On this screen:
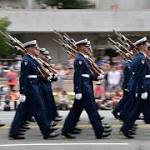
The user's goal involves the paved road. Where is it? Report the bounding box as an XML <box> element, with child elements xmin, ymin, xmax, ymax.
<box><xmin>0</xmin><ymin>111</ymin><xmax>150</xmax><ymax>150</ymax></box>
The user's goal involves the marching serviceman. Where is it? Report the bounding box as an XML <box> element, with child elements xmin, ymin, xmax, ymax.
<box><xmin>112</xmin><ymin>52</ymin><xmax>133</xmax><ymax>121</ymax></box>
<box><xmin>9</xmin><ymin>40</ymin><xmax>59</xmax><ymax>139</ymax></box>
<box><xmin>39</xmin><ymin>48</ymin><xmax>62</xmax><ymax>124</ymax></box>
<box><xmin>121</xmin><ymin>37</ymin><xmax>150</xmax><ymax>138</ymax></box>
<box><xmin>62</xmin><ymin>39</ymin><xmax>112</xmax><ymax>139</ymax></box>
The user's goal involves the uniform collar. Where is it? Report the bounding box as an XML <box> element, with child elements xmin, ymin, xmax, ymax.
<box><xmin>79</xmin><ymin>52</ymin><xmax>89</xmax><ymax>59</ymax></box>
<box><xmin>28</xmin><ymin>54</ymin><xmax>37</xmax><ymax>60</ymax></box>
<box><xmin>141</xmin><ymin>52</ymin><xmax>147</xmax><ymax>58</ymax></box>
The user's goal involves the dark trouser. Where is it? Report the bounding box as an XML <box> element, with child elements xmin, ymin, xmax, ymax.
<box><xmin>122</xmin><ymin>96</ymin><xmax>150</xmax><ymax>132</ymax></box>
<box><xmin>114</xmin><ymin>91</ymin><xmax>129</xmax><ymax>114</ymax></box>
<box><xmin>10</xmin><ymin>83</ymin><xmax>51</xmax><ymax>139</ymax></box>
<box><xmin>62</xmin><ymin>92</ymin><xmax>104</xmax><ymax>138</ymax></box>
<box><xmin>40</xmin><ymin>82</ymin><xmax>56</xmax><ymax>123</ymax></box>
<box><xmin>9</xmin><ymin>101</ymin><xmax>29</xmax><ymax>136</ymax></box>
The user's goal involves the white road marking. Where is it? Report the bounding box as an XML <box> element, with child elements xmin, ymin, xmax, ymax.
<box><xmin>0</xmin><ymin>143</ymin><xmax>129</xmax><ymax>147</ymax></box>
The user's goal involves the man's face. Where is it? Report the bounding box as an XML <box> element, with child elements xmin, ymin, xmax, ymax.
<box><xmin>80</xmin><ymin>45</ymin><xmax>92</xmax><ymax>56</ymax></box>
<box><xmin>27</xmin><ymin>47</ymin><xmax>39</xmax><ymax>56</ymax></box>
<box><xmin>138</xmin><ymin>43</ymin><xmax>148</xmax><ymax>52</ymax></box>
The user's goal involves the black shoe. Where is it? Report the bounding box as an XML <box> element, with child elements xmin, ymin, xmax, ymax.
<box><xmin>112</xmin><ymin>110</ymin><xmax>119</xmax><ymax>119</ymax></box>
<box><xmin>9</xmin><ymin>135</ymin><xmax>25</xmax><ymax>140</ymax></box>
<box><xmin>44</xmin><ymin>132</ymin><xmax>60</xmax><ymax>139</ymax></box>
<box><xmin>61</xmin><ymin>132</ymin><xmax>76</xmax><ymax>139</ymax></box>
<box><xmin>104</xmin><ymin>128</ymin><xmax>112</xmax><ymax>133</ymax></box>
<box><xmin>128</xmin><ymin>129</ymin><xmax>136</xmax><ymax>135</ymax></box>
<box><xmin>51</xmin><ymin>127</ymin><xmax>59</xmax><ymax>132</ymax></box>
<box><xmin>19</xmin><ymin>129</ymin><xmax>26</xmax><ymax>132</ymax></box>
<box><xmin>103</xmin><ymin>123</ymin><xmax>111</xmax><ymax>129</ymax></box>
<box><xmin>73</xmin><ymin>127</ymin><xmax>82</xmax><ymax>132</ymax></box>
<box><xmin>100</xmin><ymin>116</ymin><xmax>105</xmax><ymax>120</ymax></box>
<box><xmin>22</xmin><ymin>126</ymin><xmax>30</xmax><ymax>130</ymax></box>
<box><xmin>69</xmin><ymin>130</ymin><xmax>81</xmax><ymax>134</ymax></box>
<box><xmin>51</xmin><ymin>121</ymin><xmax>58</xmax><ymax>127</ymax></box>
<box><xmin>120</xmin><ymin>128</ymin><xmax>134</xmax><ymax>139</ymax></box>
<box><xmin>54</xmin><ymin>117</ymin><xmax>63</xmax><ymax>122</ymax></box>
<box><xmin>17</xmin><ymin>133</ymin><xmax>25</xmax><ymax>136</ymax></box>
<box><xmin>132</xmin><ymin>124</ymin><xmax>138</xmax><ymax>129</ymax></box>
<box><xmin>130</xmin><ymin>127</ymin><xmax>136</xmax><ymax>132</ymax></box>
<box><xmin>57</xmin><ymin>115</ymin><xmax>63</xmax><ymax>119</ymax></box>
<box><xmin>97</xmin><ymin>132</ymin><xmax>111</xmax><ymax>139</ymax></box>
<box><xmin>0</xmin><ymin>123</ymin><xmax>5</xmax><ymax>127</ymax></box>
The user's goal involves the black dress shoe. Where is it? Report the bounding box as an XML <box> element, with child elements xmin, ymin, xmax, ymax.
<box><xmin>128</xmin><ymin>129</ymin><xmax>136</xmax><ymax>135</ymax></box>
<box><xmin>22</xmin><ymin>126</ymin><xmax>30</xmax><ymax>130</ymax></box>
<box><xmin>104</xmin><ymin>128</ymin><xmax>112</xmax><ymax>133</ymax></box>
<box><xmin>112</xmin><ymin>110</ymin><xmax>119</xmax><ymax>119</ymax></box>
<box><xmin>73</xmin><ymin>127</ymin><xmax>82</xmax><ymax>132</ymax></box>
<box><xmin>51</xmin><ymin>121</ymin><xmax>58</xmax><ymax>127</ymax></box>
<box><xmin>44</xmin><ymin>132</ymin><xmax>60</xmax><ymax>139</ymax></box>
<box><xmin>51</xmin><ymin>127</ymin><xmax>59</xmax><ymax>132</ymax></box>
<box><xmin>0</xmin><ymin>124</ymin><xmax>5</xmax><ymax>127</ymax></box>
<box><xmin>97</xmin><ymin>132</ymin><xmax>111</xmax><ymax>139</ymax></box>
<box><xmin>103</xmin><ymin>123</ymin><xmax>112</xmax><ymax>129</ymax></box>
<box><xmin>100</xmin><ymin>116</ymin><xmax>105</xmax><ymax>120</ymax></box>
<box><xmin>54</xmin><ymin>117</ymin><xmax>63</xmax><ymax>122</ymax></box>
<box><xmin>17</xmin><ymin>133</ymin><xmax>25</xmax><ymax>136</ymax></box>
<box><xmin>9</xmin><ymin>135</ymin><xmax>25</xmax><ymax>140</ymax></box>
<box><xmin>120</xmin><ymin>128</ymin><xmax>134</xmax><ymax>139</ymax></box>
<box><xmin>19</xmin><ymin>128</ymin><xmax>27</xmax><ymax>132</ymax></box>
<box><xmin>69</xmin><ymin>130</ymin><xmax>81</xmax><ymax>134</ymax></box>
<box><xmin>61</xmin><ymin>132</ymin><xmax>76</xmax><ymax>139</ymax></box>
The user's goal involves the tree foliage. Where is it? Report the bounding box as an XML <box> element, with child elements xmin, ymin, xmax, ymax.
<box><xmin>0</xmin><ymin>17</ymin><xmax>11</xmax><ymax>58</ymax></box>
<box><xmin>35</xmin><ymin>0</ymin><xmax>95</xmax><ymax>9</ymax></box>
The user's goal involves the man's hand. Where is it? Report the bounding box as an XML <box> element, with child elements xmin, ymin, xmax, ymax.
<box><xmin>47</xmin><ymin>73</ymin><xmax>53</xmax><ymax>81</ymax></box>
<box><xmin>141</xmin><ymin>92</ymin><xmax>148</xmax><ymax>100</ymax></box>
<box><xmin>75</xmin><ymin>93</ymin><xmax>82</xmax><ymax>100</ymax></box>
<box><xmin>97</xmin><ymin>74</ymin><xmax>105</xmax><ymax>80</ymax></box>
<box><xmin>19</xmin><ymin>94</ymin><xmax>26</xmax><ymax>103</ymax></box>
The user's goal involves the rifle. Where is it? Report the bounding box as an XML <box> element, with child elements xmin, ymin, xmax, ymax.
<box><xmin>0</xmin><ymin>31</ymin><xmax>57</xmax><ymax>78</ymax></box>
<box><xmin>54</xmin><ymin>30</ymin><xmax>104</xmax><ymax>76</ymax></box>
<box><xmin>108</xmin><ymin>37</ymin><xmax>133</xmax><ymax>59</ymax></box>
<box><xmin>113</xmin><ymin>30</ymin><xmax>139</xmax><ymax>53</ymax></box>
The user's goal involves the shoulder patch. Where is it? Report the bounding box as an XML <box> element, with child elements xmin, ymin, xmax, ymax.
<box><xmin>24</xmin><ymin>60</ymin><xmax>28</xmax><ymax>66</ymax></box>
<box><xmin>141</xmin><ymin>60</ymin><xmax>145</xmax><ymax>64</ymax></box>
<box><xmin>78</xmin><ymin>60</ymin><xmax>82</xmax><ymax>65</ymax></box>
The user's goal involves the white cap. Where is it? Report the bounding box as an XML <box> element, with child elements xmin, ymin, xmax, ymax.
<box><xmin>134</xmin><ymin>37</ymin><xmax>148</xmax><ymax>46</ymax></box>
<box><xmin>42</xmin><ymin>50</ymin><xmax>49</xmax><ymax>55</ymax></box>
<box><xmin>39</xmin><ymin>48</ymin><xmax>46</xmax><ymax>52</ymax></box>
<box><xmin>23</xmin><ymin>40</ymin><xmax>38</xmax><ymax>49</ymax></box>
<box><xmin>75</xmin><ymin>38</ymin><xmax>92</xmax><ymax>51</ymax></box>
<box><xmin>75</xmin><ymin>39</ymin><xmax>90</xmax><ymax>46</ymax></box>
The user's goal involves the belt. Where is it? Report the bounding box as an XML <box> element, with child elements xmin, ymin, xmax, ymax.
<box><xmin>81</xmin><ymin>74</ymin><xmax>90</xmax><ymax>78</ymax></box>
<box><xmin>145</xmin><ymin>75</ymin><xmax>150</xmax><ymax>78</ymax></box>
<box><xmin>28</xmin><ymin>75</ymin><xmax>38</xmax><ymax>79</ymax></box>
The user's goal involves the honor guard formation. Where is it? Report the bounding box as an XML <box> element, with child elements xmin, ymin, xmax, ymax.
<box><xmin>0</xmin><ymin>30</ymin><xmax>150</xmax><ymax>140</ymax></box>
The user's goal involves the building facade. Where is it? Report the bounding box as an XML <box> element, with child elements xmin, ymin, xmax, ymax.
<box><xmin>0</xmin><ymin>0</ymin><xmax>150</xmax><ymax>63</ymax></box>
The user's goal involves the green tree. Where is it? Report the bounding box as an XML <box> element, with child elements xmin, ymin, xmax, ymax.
<box><xmin>35</xmin><ymin>0</ymin><xmax>95</xmax><ymax>9</ymax></box>
<box><xmin>0</xmin><ymin>17</ymin><xmax>11</xmax><ymax>58</ymax></box>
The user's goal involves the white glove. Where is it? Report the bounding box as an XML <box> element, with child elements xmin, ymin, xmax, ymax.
<box><xmin>47</xmin><ymin>73</ymin><xmax>53</xmax><ymax>81</ymax></box>
<box><xmin>53</xmin><ymin>74</ymin><xmax>58</xmax><ymax>79</ymax></box>
<box><xmin>19</xmin><ymin>94</ymin><xmax>26</xmax><ymax>103</ymax></box>
<box><xmin>135</xmin><ymin>93</ymin><xmax>138</xmax><ymax>98</ymax></box>
<box><xmin>141</xmin><ymin>92</ymin><xmax>148</xmax><ymax>100</ymax></box>
<box><xmin>75</xmin><ymin>93</ymin><xmax>82</xmax><ymax>100</ymax></box>
<box><xmin>97</xmin><ymin>74</ymin><xmax>105</xmax><ymax>80</ymax></box>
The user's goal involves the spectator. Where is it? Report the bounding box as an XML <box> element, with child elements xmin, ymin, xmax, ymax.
<box><xmin>106</xmin><ymin>65</ymin><xmax>122</xmax><ymax>92</ymax></box>
<box><xmin>5</xmin><ymin>66</ymin><xmax>18</xmax><ymax>91</ymax></box>
<box><xmin>94</xmin><ymin>81</ymin><xmax>105</xmax><ymax>99</ymax></box>
<box><xmin>57</xmin><ymin>90</ymin><xmax>69</xmax><ymax>110</ymax></box>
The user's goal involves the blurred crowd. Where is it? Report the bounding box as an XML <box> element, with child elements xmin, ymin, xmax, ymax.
<box><xmin>0</xmin><ymin>55</ymin><xmax>124</xmax><ymax>111</ymax></box>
